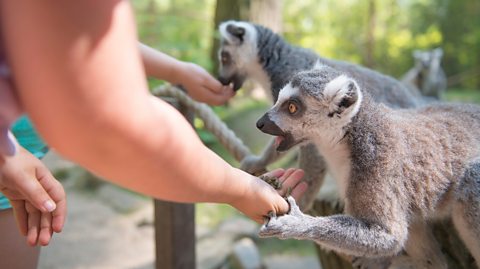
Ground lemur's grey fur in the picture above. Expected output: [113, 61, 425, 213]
[256, 65, 480, 269]
[401, 48, 447, 99]
[217, 20, 425, 211]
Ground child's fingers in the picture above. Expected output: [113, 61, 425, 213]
[290, 182, 308, 201]
[37, 168, 66, 233]
[16, 172, 56, 213]
[262, 168, 285, 179]
[52, 198, 66, 233]
[202, 73, 225, 94]
[277, 169, 305, 197]
[26, 202, 41, 246]
[206, 91, 230, 106]
[278, 168, 296, 183]
[10, 199, 28, 236]
[39, 212, 53, 246]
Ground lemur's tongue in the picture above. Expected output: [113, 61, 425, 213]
[274, 136, 284, 148]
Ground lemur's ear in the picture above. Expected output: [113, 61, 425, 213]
[324, 75, 360, 118]
[226, 24, 246, 42]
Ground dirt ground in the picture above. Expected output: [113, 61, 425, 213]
[38, 186, 155, 269]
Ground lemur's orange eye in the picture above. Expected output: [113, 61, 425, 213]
[288, 103, 297, 114]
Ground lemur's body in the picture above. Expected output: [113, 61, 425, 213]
[218, 21, 424, 210]
[401, 48, 447, 99]
[257, 65, 480, 268]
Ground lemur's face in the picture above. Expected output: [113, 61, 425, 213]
[413, 51, 433, 68]
[413, 48, 443, 69]
[217, 21, 258, 91]
[256, 66, 362, 151]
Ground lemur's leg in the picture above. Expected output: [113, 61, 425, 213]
[240, 138, 285, 175]
[297, 143, 327, 211]
[259, 197, 407, 258]
[452, 158, 480, 267]
[392, 220, 447, 269]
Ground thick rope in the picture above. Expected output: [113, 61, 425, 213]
[152, 85, 251, 162]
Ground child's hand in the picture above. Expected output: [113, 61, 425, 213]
[230, 168, 307, 224]
[178, 62, 235, 106]
[0, 147, 66, 246]
[261, 168, 307, 199]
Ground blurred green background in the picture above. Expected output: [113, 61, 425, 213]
[132, 0, 480, 256]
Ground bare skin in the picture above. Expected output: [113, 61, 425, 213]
[139, 43, 235, 106]
[0, 209, 40, 269]
[0, 0, 307, 224]
[0, 146, 66, 246]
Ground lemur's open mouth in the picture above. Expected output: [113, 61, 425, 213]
[275, 133, 299, 152]
[274, 136, 284, 148]
[256, 113, 299, 152]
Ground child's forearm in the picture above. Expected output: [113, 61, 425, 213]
[1, 0, 252, 205]
[139, 43, 184, 84]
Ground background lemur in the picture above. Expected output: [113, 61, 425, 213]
[217, 20, 425, 210]
[256, 65, 480, 269]
[401, 48, 447, 99]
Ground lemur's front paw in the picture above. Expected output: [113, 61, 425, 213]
[259, 196, 305, 239]
[240, 155, 267, 175]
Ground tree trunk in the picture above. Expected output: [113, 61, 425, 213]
[249, 0, 283, 33]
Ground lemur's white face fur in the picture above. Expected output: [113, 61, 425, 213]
[256, 65, 363, 151]
[218, 21, 259, 91]
[413, 48, 443, 69]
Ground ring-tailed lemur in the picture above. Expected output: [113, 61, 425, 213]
[217, 20, 425, 210]
[256, 64, 480, 269]
[401, 48, 447, 99]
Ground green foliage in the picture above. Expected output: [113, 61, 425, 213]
[444, 88, 480, 104]
[282, 0, 479, 87]
[133, 0, 216, 70]
[133, 0, 479, 90]
[439, 0, 480, 89]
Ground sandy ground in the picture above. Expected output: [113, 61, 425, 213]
[38, 188, 156, 269]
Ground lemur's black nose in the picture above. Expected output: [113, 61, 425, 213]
[256, 113, 284, 136]
[256, 119, 265, 130]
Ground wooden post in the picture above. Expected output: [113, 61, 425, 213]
[154, 96, 196, 269]
[154, 201, 195, 269]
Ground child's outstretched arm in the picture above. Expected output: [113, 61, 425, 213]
[1, 0, 306, 223]
[139, 43, 234, 106]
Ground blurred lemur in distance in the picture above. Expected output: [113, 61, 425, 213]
[217, 20, 425, 211]
[256, 65, 480, 269]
